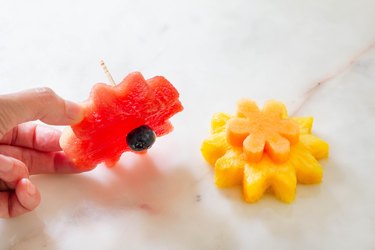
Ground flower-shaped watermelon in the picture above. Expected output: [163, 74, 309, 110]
[60, 72, 183, 170]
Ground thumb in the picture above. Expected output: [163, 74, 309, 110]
[0, 88, 84, 137]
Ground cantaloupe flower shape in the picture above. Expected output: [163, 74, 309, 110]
[201, 100, 329, 203]
[227, 99, 299, 163]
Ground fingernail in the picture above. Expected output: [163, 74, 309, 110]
[26, 181, 36, 196]
[65, 101, 84, 123]
[0, 155, 13, 173]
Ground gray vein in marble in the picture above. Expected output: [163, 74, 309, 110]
[292, 41, 375, 115]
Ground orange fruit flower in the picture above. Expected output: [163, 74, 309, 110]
[201, 99, 329, 203]
[227, 99, 299, 163]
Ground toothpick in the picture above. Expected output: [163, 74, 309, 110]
[99, 59, 116, 86]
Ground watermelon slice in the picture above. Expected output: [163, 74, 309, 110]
[60, 72, 183, 170]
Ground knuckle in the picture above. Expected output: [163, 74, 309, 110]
[20, 151, 32, 174]
[0, 118, 8, 138]
[34, 87, 57, 102]
[0, 101, 15, 138]
[29, 88, 67, 123]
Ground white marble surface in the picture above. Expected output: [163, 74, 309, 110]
[1, 0, 375, 249]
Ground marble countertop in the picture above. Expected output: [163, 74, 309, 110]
[1, 0, 375, 249]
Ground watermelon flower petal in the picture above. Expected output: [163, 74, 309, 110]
[61, 72, 183, 170]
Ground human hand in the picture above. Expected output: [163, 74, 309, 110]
[0, 88, 86, 218]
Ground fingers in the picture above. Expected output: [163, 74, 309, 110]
[13, 179, 41, 216]
[0, 178, 41, 218]
[0, 155, 38, 218]
[0, 122, 62, 152]
[0, 154, 28, 189]
[0, 145, 92, 174]
[0, 88, 84, 138]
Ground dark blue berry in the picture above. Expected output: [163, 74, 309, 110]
[126, 125, 156, 151]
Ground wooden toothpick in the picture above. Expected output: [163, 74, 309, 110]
[99, 59, 116, 86]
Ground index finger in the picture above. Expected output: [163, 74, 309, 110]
[0, 88, 84, 138]
[0, 122, 62, 152]
[0, 145, 93, 175]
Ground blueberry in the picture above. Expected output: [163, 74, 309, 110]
[126, 125, 156, 151]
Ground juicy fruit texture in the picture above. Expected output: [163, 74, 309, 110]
[60, 72, 183, 170]
[227, 99, 299, 163]
[201, 99, 329, 203]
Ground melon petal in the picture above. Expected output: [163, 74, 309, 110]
[214, 149, 245, 187]
[243, 164, 268, 203]
[292, 117, 314, 134]
[201, 132, 230, 166]
[300, 134, 329, 160]
[290, 143, 323, 184]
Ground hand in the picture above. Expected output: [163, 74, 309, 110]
[0, 88, 85, 218]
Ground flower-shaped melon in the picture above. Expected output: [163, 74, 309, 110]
[201, 99, 329, 203]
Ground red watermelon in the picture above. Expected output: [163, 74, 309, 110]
[60, 72, 183, 170]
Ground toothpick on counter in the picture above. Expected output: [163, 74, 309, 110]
[99, 59, 116, 86]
